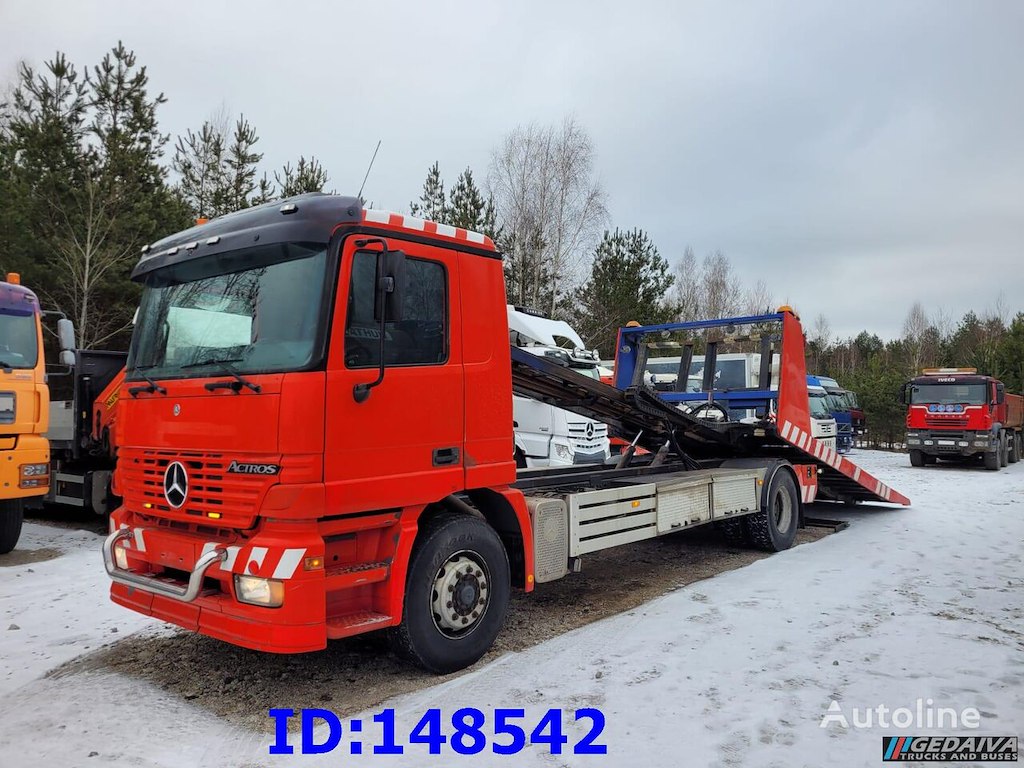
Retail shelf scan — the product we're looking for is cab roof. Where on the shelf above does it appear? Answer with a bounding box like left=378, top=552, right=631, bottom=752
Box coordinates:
left=133, top=193, right=497, bottom=280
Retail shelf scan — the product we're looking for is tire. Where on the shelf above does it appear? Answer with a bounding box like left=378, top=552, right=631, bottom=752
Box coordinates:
left=999, top=432, right=1008, bottom=467
left=514, top=448, right=527, bottom=470
left=0, top=498, right=25, bottom=555
left=983, top=447, right=1000, bottom=471
left=716, top=517, right=748, bottom=546
left=390, top=513, right=510, bottom=674
left=909, top=449, right=925, bottom=467
left=1008, top=433, right=1019, bottom=464
left=745, top=470, right=800, bottom=552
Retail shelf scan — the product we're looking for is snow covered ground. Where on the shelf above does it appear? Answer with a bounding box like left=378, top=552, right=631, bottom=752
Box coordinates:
left=1, top=450, right=1021, bottom=767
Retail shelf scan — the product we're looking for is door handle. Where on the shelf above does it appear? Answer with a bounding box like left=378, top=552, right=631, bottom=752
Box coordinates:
left=432, top=447, right=460, bottom=466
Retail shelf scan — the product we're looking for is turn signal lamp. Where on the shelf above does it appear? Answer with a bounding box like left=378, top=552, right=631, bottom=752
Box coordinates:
left=303, top=556, right=324, bottom=571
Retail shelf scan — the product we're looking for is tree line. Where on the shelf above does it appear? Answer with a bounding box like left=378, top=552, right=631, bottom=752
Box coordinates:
left=0, top=43, right=328, bottom=349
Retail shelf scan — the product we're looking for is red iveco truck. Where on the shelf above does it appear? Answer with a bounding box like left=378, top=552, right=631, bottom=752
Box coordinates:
left=904, top=368, right=1024, bottom=471
left=103, top=194, right=908, bottom=673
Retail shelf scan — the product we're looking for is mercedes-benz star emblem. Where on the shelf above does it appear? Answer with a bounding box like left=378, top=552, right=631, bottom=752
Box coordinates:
left=585, top=422, right=595, bottom=439
left=163, top=461, right=188, bottom=508
left=173, top=403, right=181, bottom=416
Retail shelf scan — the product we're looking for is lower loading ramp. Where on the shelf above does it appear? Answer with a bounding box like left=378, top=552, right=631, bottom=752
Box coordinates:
left=510, top=346, right=910, bottom=507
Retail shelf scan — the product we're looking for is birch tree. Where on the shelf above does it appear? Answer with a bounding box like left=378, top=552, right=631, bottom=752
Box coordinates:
left=488, top=117, right=607, bottom=315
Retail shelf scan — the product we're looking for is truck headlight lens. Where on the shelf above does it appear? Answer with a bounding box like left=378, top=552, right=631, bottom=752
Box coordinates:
left=234, top=575, right=284, bottom=607
left=19, top=462, right=49, bottom=488
left=114, top=544, right=129, bottom=570
left=554, top=443, right=572, bottom=461
left=958, top=441, right=969, bottom=447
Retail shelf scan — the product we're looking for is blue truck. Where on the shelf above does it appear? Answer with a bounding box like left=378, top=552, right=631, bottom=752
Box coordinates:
left=808, top=375, right=854, bottom=453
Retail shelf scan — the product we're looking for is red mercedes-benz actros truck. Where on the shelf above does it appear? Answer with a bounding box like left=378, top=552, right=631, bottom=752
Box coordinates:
left=903, top=368, right=1024, bottom=471
left=102, top=193, right=908, bottom=672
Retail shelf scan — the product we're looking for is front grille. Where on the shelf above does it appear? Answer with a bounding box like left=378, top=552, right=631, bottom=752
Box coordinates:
left=120, top=448, right=277, bottom=526
left=925, top=417, right=969, bottom=428
left=567, top=421, right=608, bottom=453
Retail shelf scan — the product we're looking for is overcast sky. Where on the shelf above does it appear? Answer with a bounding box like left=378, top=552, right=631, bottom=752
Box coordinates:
left=2, top=0, right=1022, bottom=339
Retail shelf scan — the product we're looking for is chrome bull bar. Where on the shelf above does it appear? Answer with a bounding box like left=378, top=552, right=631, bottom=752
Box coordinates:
left=103, top=527, right=227, bottom=603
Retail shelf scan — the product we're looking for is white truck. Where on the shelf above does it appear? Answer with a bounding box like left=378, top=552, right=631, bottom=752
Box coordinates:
left=508, top=306, right=610, bottom=467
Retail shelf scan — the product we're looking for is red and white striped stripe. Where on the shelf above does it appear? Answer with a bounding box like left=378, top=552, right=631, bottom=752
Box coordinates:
left=362, top=209, right=495, bottom=249
left=118, top=526, right=307, bottom=580
left=780, top=420, right=910, bottom=505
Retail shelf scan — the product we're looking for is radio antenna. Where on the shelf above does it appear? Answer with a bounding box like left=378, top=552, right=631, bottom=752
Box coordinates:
left=357, top=140, right=382, bottom=201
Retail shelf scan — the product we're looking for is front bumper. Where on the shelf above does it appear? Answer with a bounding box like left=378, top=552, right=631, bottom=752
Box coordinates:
left=106, top=512, right=326, bottom=653
left=0, top=434, right=50, bottom=500
left=906, top=431, right=992, bottom=456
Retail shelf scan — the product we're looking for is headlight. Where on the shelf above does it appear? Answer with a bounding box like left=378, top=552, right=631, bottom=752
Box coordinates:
left=19, top=462, right=49, bottom=488
left=234, top=575, right=284, bottom=607
left=114, top=544, right=129, bottom=570
left=553, top=442, right=572, bottom=460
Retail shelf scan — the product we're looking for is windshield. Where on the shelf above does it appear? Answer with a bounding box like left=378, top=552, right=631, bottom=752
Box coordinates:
left=572, top=365, right=600, bottom=381
left=844, top=391, right=860, bottom=409
left=911, top=383, right=987, bottom=405
left=808, top=392, right=832, bottom=420
left=127, top=243, right=329, bottom=380
left=825, top=393, right=847, bottom=412
left=646, top=360, right=679, bottom=376
left=0, top=313, right=39, bottom=369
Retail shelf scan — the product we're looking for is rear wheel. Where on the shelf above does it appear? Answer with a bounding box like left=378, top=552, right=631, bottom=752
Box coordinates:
left=390, top=513, right=510, bottom=674
left=909, top=449, right=925, bottom=467
left=1009, top=433, right=1019, bottom=464
left=0, top=498, right=25, bottom=555
left=999, top=432, right=1009, bottom=467
left=746, top=470, right=799, bottom=552
left=716, top=517, right=748, bottom=546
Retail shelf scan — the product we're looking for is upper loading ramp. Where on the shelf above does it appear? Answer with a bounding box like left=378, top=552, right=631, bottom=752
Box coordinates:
left=512, top=309, right=909, bottom=506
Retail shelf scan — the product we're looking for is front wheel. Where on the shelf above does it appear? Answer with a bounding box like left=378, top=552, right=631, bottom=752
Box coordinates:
left=745, top=470, right=799, bottom=552
left=983, top=447, right=1001, bottom=471
left=909, top=450, right=925, bottom=467
left=0, top=498, right=25, bottom=555
left=390, top=513, right=510, bottom=674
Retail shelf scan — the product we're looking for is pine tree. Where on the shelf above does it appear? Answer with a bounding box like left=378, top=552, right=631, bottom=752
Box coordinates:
left=447, top=167, right=500, bottom=240
left=572, top=228, right=678, bottom=356
left=275, top=155, right=328, bottom=197
left=8, top=43, right=188, bottom=348
left=409, top=161, right=446, bottom=222
left=223, top=115, right=262, bottom=212
left=173, top=121, right=226, bottom=219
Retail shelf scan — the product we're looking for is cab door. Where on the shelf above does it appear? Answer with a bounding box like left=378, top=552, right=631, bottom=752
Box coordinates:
left=324, top=233, right=464, bottom=514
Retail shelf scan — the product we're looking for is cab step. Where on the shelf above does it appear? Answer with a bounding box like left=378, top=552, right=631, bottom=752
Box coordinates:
left=326, top=611, right=394, bottom=639
left=324, top=560, right=390, bottom=591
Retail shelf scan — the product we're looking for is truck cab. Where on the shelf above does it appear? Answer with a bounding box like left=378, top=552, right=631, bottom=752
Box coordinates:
left=808, top=375, right=853, bottom=453
left=903, top=368, right=1023, bottom=470
left=508, top=306, right=609, bottom=467
left=806, top=382, right=838, bottom=454
left=0, top=273, right=50, bottom=553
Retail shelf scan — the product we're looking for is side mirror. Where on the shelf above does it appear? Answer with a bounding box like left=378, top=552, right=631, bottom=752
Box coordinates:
left=373, top=249, right=406, bottom=323
left=996, top=383, right=1005, bottom=405
left=900, top=383, right=910, bottom=405
left=59, top=350, right=76, bottom=366
left=57, top=318, right=75, bottom=351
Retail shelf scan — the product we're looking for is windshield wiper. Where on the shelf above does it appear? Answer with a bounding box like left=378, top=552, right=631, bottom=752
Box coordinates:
left=128, top=365, right=167, bottom=397
left=186, top=358, right=261, bottom=394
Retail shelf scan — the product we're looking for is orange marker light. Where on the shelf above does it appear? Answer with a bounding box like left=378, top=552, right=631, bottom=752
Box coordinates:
left=303, top=556, right=323, bottom=571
